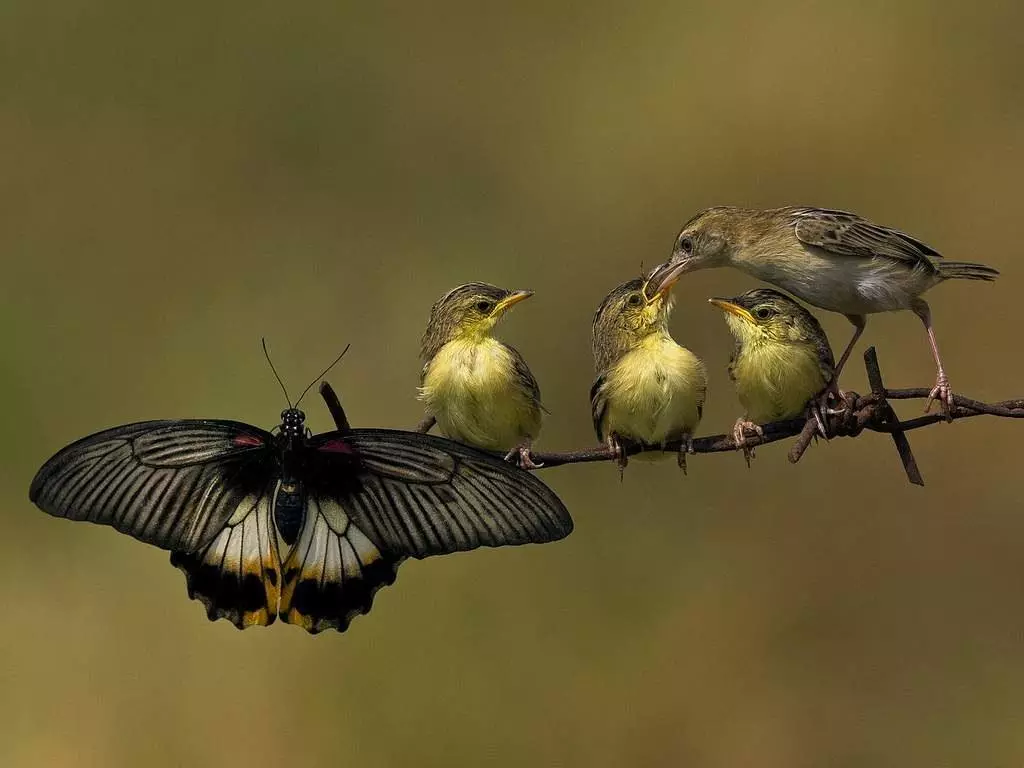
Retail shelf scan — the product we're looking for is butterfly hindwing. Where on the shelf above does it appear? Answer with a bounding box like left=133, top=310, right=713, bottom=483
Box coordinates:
left=279, top=491, right=402, bottom=634
left=29, top=420, right=275, bottom=553
left=170, top=478, right=282, bottom=629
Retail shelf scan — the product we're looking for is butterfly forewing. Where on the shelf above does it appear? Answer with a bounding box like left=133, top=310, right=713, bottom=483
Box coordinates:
left=310, top=429, right=573, bottom=558
left=30, top=420, right=275, bottom=553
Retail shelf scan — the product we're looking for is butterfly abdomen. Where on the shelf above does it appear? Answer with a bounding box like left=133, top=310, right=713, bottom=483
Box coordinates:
left=273, top=482, right=304, bottom=546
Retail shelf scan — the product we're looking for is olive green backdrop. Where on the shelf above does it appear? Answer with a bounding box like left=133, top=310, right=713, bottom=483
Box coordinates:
left=3, top=2, right=1023, bottom=766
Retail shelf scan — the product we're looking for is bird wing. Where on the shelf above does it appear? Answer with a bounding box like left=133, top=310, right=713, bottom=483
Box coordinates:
left=811, top=327, right=837, bottom=387
left=790, top=207, right=942, bottom=274
left=726, top=339, right=741, bottom=386
left=589, top=373, right=609, bottom=441
left=507, top=343, right=545, bottom=411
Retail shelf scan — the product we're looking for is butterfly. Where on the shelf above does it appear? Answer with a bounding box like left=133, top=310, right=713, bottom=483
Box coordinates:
left=29, top=376, right=572, bottom=634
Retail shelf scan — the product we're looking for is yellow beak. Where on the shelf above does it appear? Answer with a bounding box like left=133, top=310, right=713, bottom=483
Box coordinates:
left=708, top=297, right=755, bottom=324
left=494, top=289, right=534, bottom=313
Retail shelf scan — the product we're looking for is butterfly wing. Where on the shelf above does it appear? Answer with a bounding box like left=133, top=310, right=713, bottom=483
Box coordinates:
left=278, top=489, right=403, bottom=634
left=30, top=420, right=276, bottom=552
left=277, top=429, right=572, bottom=633
left=30, top=419, right=285, bottom=628
left=169, top=478, right=282, bottom=629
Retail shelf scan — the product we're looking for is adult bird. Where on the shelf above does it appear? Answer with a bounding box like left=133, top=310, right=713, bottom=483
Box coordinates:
left=591, top=268, right=706, bottom=471
left=648, top=206, right=998, bottom=415
left=419, top=282, right=544, bottom=468
left=709, top=288, right=835, bottom=464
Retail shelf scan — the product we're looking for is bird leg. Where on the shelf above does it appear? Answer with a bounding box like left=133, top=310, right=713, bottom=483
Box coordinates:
left=826, top=314, right=867, bottom=413
left=505, top=440, right=543, bottom=470
left=806, top=396, right=830, bottom=440
left=732, top=418, right=763, bottom=468
left=676, top=432, right=695, bottom=475
left=912, top=299, right=954, bottom=420
left=606, top=434, right=628, bottom=477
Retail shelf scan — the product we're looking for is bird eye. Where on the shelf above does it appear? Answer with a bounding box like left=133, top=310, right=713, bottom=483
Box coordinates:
left=626, top=293, right=644, bottom=307
left=678, top=236, right=693, bottom=254
left=755, top=307, right=773, bottom=320
left=475, top=300, right=494, bottom=313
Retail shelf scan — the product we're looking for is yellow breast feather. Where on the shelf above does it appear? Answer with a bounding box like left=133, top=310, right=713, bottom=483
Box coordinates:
left=731, top=340, right=826, bottom=423
left=419, top=337, right=541, bottom=451
left=600, top=334, right=706, bottom=447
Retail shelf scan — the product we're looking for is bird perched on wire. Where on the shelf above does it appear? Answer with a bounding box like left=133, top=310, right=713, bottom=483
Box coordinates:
left=591, top=268, right=706, bottom=472
left=648, top=206, right=998, bottom=417
left=709, top=288, right=835, bottom=465
left=419, top=282, right=543, bottom=468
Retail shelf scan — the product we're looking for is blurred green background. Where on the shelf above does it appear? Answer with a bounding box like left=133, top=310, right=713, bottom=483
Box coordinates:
left=3, top=1, right=1023, bottom=765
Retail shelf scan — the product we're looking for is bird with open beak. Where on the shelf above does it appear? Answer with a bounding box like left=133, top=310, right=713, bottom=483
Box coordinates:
left=648, top=206, right=999, bottom=417
left=590, top=267, right=707, bottom=472
left=709, top=288, right=835, bottom=464
left=419, top=282, right=543, bottom=468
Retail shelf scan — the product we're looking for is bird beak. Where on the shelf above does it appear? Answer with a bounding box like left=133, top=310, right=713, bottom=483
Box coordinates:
left=708, top=297, right=755, bottom=324
left=644, top=261, right=688, bottom=302
left=494, top=289, right=534, bottom=313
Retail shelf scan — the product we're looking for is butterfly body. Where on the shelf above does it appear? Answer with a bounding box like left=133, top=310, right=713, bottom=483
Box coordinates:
left=30, top=408, right=571, bottom=634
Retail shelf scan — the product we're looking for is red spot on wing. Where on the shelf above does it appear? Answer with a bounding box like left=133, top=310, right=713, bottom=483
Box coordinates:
left=318, top=439, right=355, bottom=454
left=233, top=435, right=265, bottom=447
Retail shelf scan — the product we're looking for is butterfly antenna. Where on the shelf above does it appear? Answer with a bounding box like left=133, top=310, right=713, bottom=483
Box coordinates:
left=295, top=344, right=351, bottom=407
left=262, top=337, right=293, bottom=408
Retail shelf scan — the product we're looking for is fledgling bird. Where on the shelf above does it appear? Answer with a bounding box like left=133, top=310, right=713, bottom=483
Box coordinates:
left=419, top=282, right=543, bottom=468
left=649, top=206, right=999, bottom=416
left=709, top=288, right=835, bottom=464
left=591, top=268, right=707, bottom=471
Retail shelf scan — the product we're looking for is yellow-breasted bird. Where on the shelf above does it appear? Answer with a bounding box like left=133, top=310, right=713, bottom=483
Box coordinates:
left=419, top=282, right=543, bottom=468
left=709, top=288, right=835, bottom=462
left=649, top=206, right=999, bottom=416
left=591, top=268, right=706, bottom=471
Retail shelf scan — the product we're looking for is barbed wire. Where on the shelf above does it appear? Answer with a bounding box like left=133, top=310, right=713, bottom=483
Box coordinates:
left=319, top=348, right=1024, bottom=487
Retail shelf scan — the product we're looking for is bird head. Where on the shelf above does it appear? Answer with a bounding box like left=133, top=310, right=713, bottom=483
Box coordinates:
left=709, top=288, right=826, bottom=349
left=645, top=206, right=746, bottom=290
left=590, top=268, right=682, bottom=371
left=421, top=282, right=533, bottom=360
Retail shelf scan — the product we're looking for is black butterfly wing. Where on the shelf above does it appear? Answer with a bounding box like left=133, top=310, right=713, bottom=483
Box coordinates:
left=277, top=429, right=572, bottom=633
left=30, top=420, right=275, bottom=551
left=168, top=478, right=283, bottom=629
left=30, top=420, right=285, bottom=628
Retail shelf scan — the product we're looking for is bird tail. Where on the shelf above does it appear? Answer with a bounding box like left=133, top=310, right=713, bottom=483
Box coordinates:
left=938, top=261, right=1000, bottom=281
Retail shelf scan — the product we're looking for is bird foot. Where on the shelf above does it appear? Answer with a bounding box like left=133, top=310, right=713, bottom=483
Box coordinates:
left=807, top=395, right=833, bottom=439
left=925, top=374, right=954, bottom=421
left=818, top=385, right=853, bottom=417
left=676, top=433, right=695, bottom=475
left=732, top=419, right=763, bottom=468
left=505, top=443, right=543, bottom=470
left=606, top=435, right=628, bottom=478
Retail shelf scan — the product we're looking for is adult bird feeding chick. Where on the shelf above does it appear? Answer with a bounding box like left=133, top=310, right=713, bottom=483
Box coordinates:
left=710, top=288, right=835, bottom=464
left=591, top=268, right=707, bottom=472
left=419, top=282, right=544, bottom=468
left=648, top=206, right=999, bottom=416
